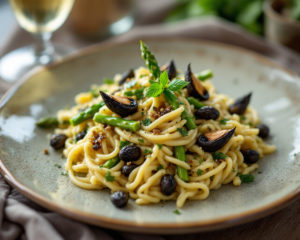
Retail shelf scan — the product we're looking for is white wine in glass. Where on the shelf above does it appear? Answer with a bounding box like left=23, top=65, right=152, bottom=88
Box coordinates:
left=0, top=0, right=75, bottom=82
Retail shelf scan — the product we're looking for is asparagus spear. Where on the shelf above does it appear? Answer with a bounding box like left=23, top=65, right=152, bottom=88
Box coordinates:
left=174, top=146, right=189, bottom=182
left=187, top=97, right=205, bottom=109
left=140, top=40, right=161, bottom=79
left=93, top=114, right=140, bottom=132
left=70, top=101, right=105, bottom=126
left=197, top=69, right=213, bottom=81
left=36, top=117, right=59, bottom=128
left=163, top=89, right=196, bottom=130
left=103, top=141, right=131, bottom=168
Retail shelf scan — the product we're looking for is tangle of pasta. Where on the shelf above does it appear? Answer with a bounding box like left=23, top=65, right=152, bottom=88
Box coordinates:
left=54, top=65, right=276, bottom=208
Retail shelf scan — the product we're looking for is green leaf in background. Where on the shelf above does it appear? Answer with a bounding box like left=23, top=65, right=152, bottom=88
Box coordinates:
left=291, top=0, right=300, bottom=20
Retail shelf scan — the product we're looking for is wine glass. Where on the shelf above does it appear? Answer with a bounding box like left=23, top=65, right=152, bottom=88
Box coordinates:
left=0, top=0, right=75, bottom=82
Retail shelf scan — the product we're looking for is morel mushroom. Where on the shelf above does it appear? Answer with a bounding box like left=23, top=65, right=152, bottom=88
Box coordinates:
left=229, top=93, right=252, bottom=115
left=197, top=127, right=236, bottom=152
left=100, top=91, right=138, bottom=117
left=118, top=69, right=135, bottom=85
left=185, top=64, right=209, bottom=101
left=160, top=60, right=177, bottom=80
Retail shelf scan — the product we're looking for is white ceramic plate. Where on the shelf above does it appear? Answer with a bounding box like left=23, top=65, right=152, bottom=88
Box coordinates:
left=1, top=40, right=300, bottom=234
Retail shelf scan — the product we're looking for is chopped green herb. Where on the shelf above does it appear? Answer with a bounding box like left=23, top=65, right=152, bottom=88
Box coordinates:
left=239, top=174, right=254, bottom=183
left=240, top=115, right=246, bottom=121
left=105, top=171, right=115, bottom=182
left=233, top=169, right=237, bottom=172
left=104, top=78, right=114, bottom=85
left=143, top=149, right=152, bottom=155
left=142, top=118, right=152, bottom=126
left=61, top=170, right=68, bottom=176
left=248, top=122, right=253, bottom=127
left=157, top=165, right=164, bottom=170
left=157, top=144, right=163, bottom=149
left=196, top=169, right=203, bottom=176
left=177, top=128, right=188, bottom=136
left=141, top=111, right=145, bottom=116
left=210, top=176, right=214, bottom=181
left=54, top=164, right=61, bottom=169
left=124, top=88, right=145, bottom=100
left=138, top=138, right=144, bottom=143
left=120, top=140, right=130, bottom=149
left=168, top=79, right=189, bottom=92
left=212, top=152, right=227, bottom=160
left=173, top=209, right=181, bottom=215
left=197, top=69, right=213, bottom=81
left=99, top=165, right=104, bottom=168
left=220, top=118, right=229, bottom=125
left=199, top=159, right=203, bottom=164
left=90, top=89, right=100, bottom=98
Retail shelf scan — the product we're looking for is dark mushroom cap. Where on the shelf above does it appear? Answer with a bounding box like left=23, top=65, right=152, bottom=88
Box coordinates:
left=118, top=69, right=135, bottom=85
left=197, top=127, right=236, bottom=152
left=160, top=60, right=177, bottom=80
left=241, top=149, right=260, bottom=164
left=160, top=174, right=177, bottom=196
left=185, top=64, right=209, bottom=101
left=50, top=134, right=68, bottom=150
left=195, top=106, right=220, bottom=120
left=119, top=145, right=141, bottom=162
left=110, top=191, right=128, bottom=208
left=100, top=91, right=138, bottom=117
left=257, top=123, right=270, bottom=139
left=229, top=93, right=252, bottom=115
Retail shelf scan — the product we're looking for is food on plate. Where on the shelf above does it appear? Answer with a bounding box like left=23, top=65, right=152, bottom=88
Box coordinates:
left=39, top=41, right=276, bottom=208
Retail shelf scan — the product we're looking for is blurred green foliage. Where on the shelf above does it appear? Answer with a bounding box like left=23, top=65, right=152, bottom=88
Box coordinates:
left=166, top=0, right=265, bottom=34
left=291, top=0, right=300, bottom=20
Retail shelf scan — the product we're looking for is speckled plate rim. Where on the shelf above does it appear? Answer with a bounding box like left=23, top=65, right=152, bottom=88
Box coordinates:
left=1, top=38, right=300, bottom=234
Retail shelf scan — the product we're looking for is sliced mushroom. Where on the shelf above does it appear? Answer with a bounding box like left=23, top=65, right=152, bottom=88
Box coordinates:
left=197, top=127, right=236, bottom=152
left=185, top=64, right=209, bottom=101
left=160, top=60, right=177, bottom=80
left=229, top=93, right=252, bottom=115
left=100, top=91, right=138, bottom=117
left=118, top=69, right=135, bottom=86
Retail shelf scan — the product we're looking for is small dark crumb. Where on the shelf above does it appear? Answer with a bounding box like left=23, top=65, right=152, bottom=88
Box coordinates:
left=43, top=149, right=49, bottom=155
left=91, top=131, right=106, bottom=150
left=152, top=128, right=161, bottom=135
left=258, top=171, right=262, bottom=174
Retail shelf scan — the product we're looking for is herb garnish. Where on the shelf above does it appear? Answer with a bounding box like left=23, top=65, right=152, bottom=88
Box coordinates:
left=104, top=78, right=114, bottom=85
left=143, top=149, right=152, bottom=155
left=212, top=152, right=227, bottom=160
left=105, top=171, right=115, bottom=182
left=196, top=169, right=203, bottom=176
left=177, top=128, right=188, bottom=136
left=157, top=144, right=163, bottom=149
left=138, top=138, right=144, bottom=143
left=220, top=118, right=229, bottom=125
left=157, top=165, right=164, bottom=170
left=173, top=209, right=181, bottom=215
left=239, top=174, right=254, bottom=183
left=199, top=158, right=203, bottom=164
left=120, top=140, right=130, bottom=149
left=240, top=115, right=246, bottom=121
left=142, top=118, right=152, bottom=126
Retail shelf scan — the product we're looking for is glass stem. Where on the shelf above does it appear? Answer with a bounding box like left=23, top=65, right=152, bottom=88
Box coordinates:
left=34, top=33, right=55, bottom=65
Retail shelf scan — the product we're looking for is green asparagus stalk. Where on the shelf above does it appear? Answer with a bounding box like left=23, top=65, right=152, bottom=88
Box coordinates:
left=93, top=113, right=140, bottom=132
left=187, top=97, right=205, bottom=109
left=174, top=146, right=189, bottom=182
left=103, top=141, right=130, bottom=168
left=163, top=89, right=196, bottom=130
left=197, top=69, right=213, bottom=81
left=103, top=156, right=119, bottom=168
left=140, top=41, right=161, bottom=79
left=36, top=117, right=59, bottom=128
left=70, top=101, right=105, bottom=126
